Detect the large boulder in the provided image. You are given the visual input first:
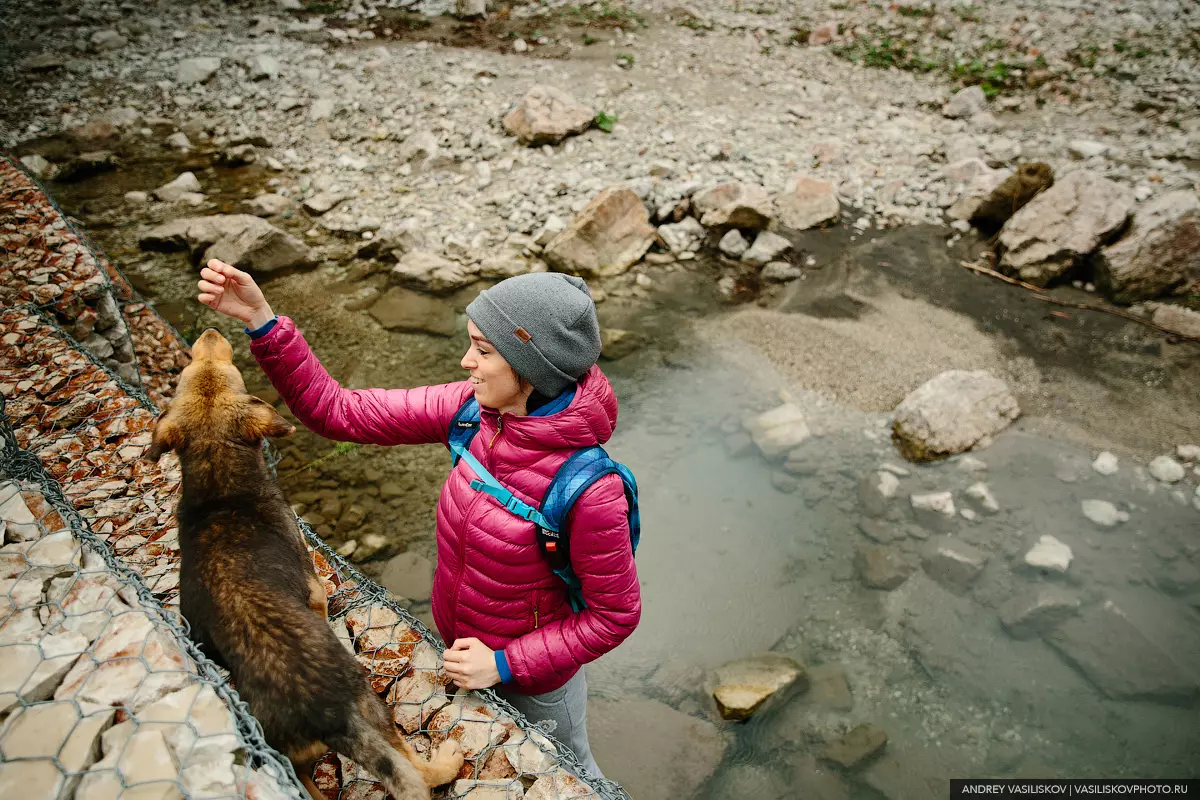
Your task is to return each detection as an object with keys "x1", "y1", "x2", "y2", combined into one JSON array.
[
  {"x1": 368, "y1": 288, "x2": 457, "y2": 337},
  {"x1": 1094, "y1": 191, "x2": 1200, "y2": 303},
  {"x1": 542, "y1": 188, "x2": 656, "y2": 278},
  {"x1": 773, "y1": 175, "x2": 840, "y2": 231},
  {"x1": 502, "y1": 86, "x2": 594, "y2": 146},
  {"x1": 966, "y1": 162, "x2": 1053, "y2": 229},
  {"x1": 712, "y1": 653, "x2": 808, "y2": 721},
  {"x1": 998, "y1": 171, "x2": 1134, "y2": 287},
  {"x1": 388, "y1": 251, "x2": 479, "y2": 294},
  {"x1": 692, "y1": 182, "x2": 773, "y2": 230},
  {"x1": 892, "y1": 370, "x2": 1020, "y2": 462},
  {"x1": 139, "y1": 215, "x2": 313, "y2": 274}
]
